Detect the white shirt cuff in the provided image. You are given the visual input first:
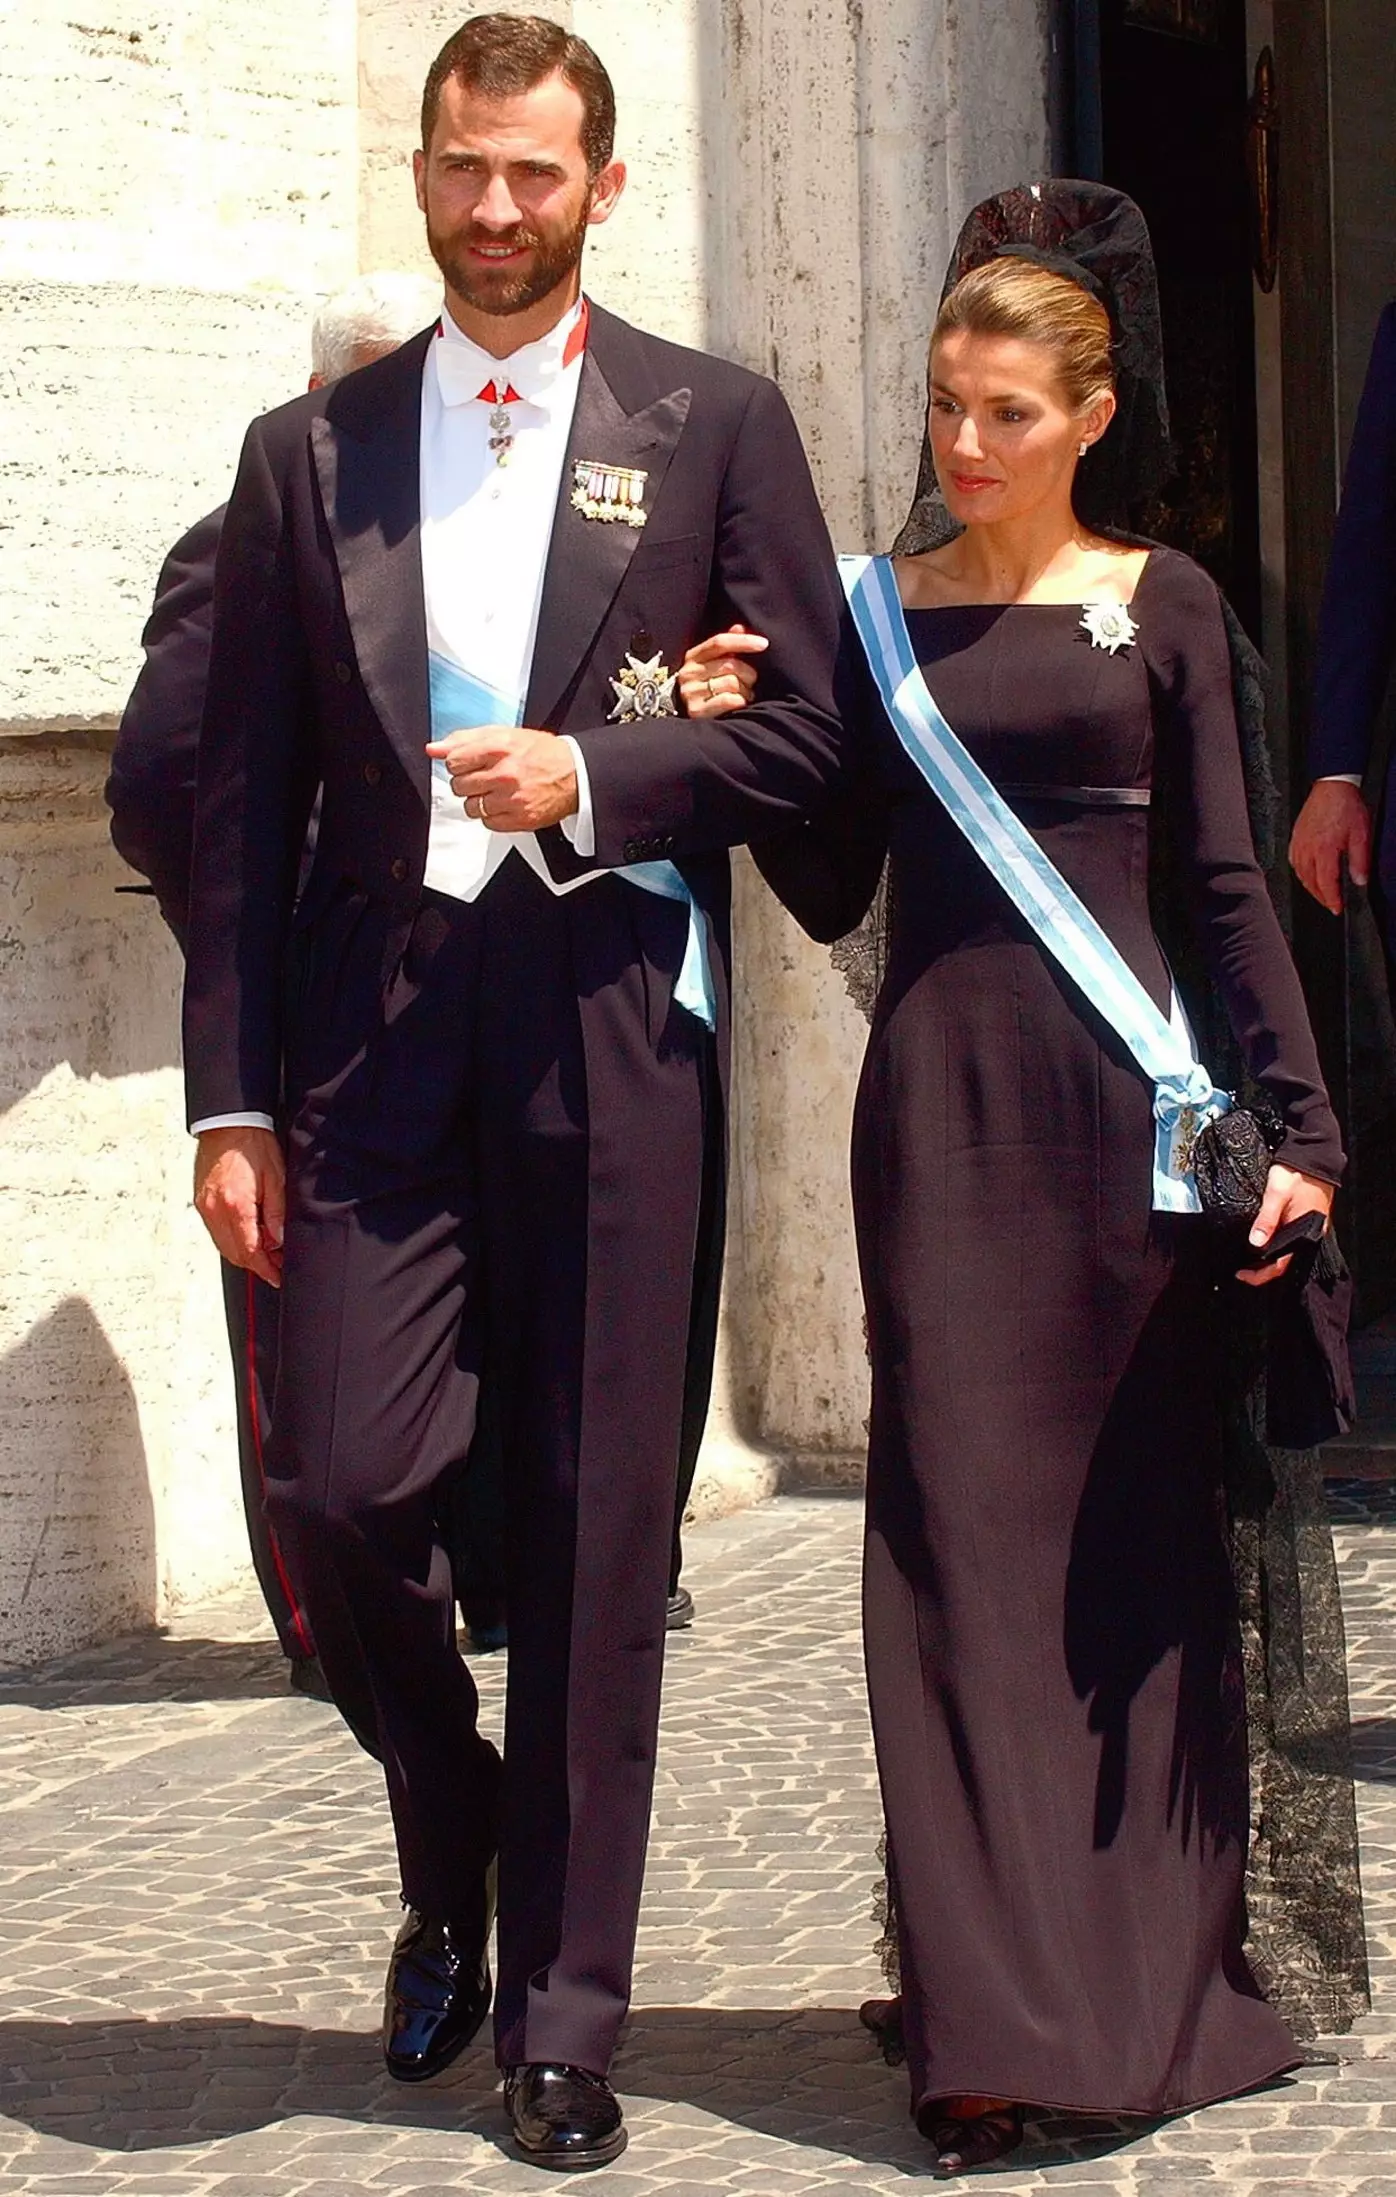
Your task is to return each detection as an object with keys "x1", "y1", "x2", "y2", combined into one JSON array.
[
  {"x1": 1318, "y1": 773, "x2": 1364, "y2": 787},
  {"x1": 191, "y1": 1112, "x2": 276, "y2": 1136},
  {"x1": 559, "y1": 735, "x2": 595, "y2": 859}
]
